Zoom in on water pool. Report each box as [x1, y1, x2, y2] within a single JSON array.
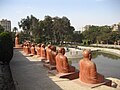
[[68, 51, 120, 79]]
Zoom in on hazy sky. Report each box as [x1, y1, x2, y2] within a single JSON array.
[[0, 0, 120, 31]]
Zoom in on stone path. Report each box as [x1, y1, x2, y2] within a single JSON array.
[[10, 49, 119, 90], [10, 49, 62, 90]]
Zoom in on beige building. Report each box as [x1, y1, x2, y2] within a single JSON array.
[[74, 30, 81, 34], [112, 23, 120, 32], [83, 25, 91, 31], [0, 19, 11, 32]]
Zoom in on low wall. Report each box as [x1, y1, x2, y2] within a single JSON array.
[[77, 46, 120, 57], [65, 48, 82, 58]]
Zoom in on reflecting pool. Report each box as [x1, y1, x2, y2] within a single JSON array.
[[68, 51, 120, 79]]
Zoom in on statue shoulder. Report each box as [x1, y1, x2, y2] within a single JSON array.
[[80, 58, 84, 61], [60, 54, 67, 60], [89, 61, 96, 68], [79, 59, 84, 65], [90, 61, 95, 65]]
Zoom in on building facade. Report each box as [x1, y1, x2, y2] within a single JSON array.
[[74, 30, 81, 34], [0, 19, 11, 32], [83, 25, 91, 31], [112, 23, 120, 32]]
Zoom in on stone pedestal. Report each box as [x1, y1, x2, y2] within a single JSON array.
[[48, 70, 79, 80], [73, 79, 112, 88], [43, 63, 56, 70]]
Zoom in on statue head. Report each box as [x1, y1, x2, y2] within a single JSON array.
[[51, 46, 56, 51], [37, 43, 41, 47], [15, 33, 19, 37], [47, 44, 51, 48], [58, 47, 65, 55], [31, 43, 35, 47], [82, 49, 92, 60], [41, 44, 45, 48]]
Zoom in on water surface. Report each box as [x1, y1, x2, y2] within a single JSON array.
[[68, 51, 120, 79]]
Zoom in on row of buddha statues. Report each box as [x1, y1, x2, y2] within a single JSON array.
[[14, 32, 112, 86], [21, 41, 107, 85]]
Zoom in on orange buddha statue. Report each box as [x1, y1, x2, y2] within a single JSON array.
[[79, 50, 104, 84], [25, 44, 31, 55], [23, 42, 26, 53], [46, 44, 52, 61], [30, 44, 36, 55], [36, 44, 41, 57], [49, 46, 57, 65], [40, 44, 46, 60], [15, 33, 19, 47], [55, 47, 75, 73]]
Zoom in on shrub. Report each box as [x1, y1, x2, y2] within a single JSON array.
[[0, 32, 13, 64]]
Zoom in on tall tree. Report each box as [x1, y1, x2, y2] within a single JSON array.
[[81, 25, 120, 44], [18, 15, 39, 41], [13, 27, 18, 33], [43, 16, 53, 44], [52, 16, 74, 44], [18, 16, 31, 34], [29, 15, 39, 37], [18, 15, 75, 44]]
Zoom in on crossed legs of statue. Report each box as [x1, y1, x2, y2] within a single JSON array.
[[97, 73, 104, 83], [69, 65, 75, 72]]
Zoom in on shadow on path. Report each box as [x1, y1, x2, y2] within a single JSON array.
[[10, 49, 62, 90]]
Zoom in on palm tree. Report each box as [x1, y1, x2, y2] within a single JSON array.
[[13, 27, 18, 33]]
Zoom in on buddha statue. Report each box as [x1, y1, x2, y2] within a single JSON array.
[[40, 44, 46, 60], [30, 44, 36, 55], [49, 46, 57, 65], [15, 33, 19, 47], [46, 44, 52, 61], [55, 47, 75, 73], [36, 44, 41, 57], [23, 42, 26, 53], [25, 44, 31, 55], [79, 50, 104, 84]]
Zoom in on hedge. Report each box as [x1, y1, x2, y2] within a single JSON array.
[[0, 32, 13, 64]]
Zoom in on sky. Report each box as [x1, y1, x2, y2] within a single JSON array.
[[0, 0, 120, 31]]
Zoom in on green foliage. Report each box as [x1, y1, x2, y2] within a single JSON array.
[[52, 16, 75, 44], [0, 32, 13, 64], [18, 15, 76, 45], [18, 31, 31, 43], [13, 27, 18, 32], [72, 33, 83, 43], [35, 38, 42, 43], [82, 25, 120, 44], [82, 40, 90, 46]]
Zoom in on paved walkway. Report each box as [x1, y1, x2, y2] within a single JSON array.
[[92, 44, 120, 49], [10, 49, 62, 90], [10, 49, 118, 90]]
